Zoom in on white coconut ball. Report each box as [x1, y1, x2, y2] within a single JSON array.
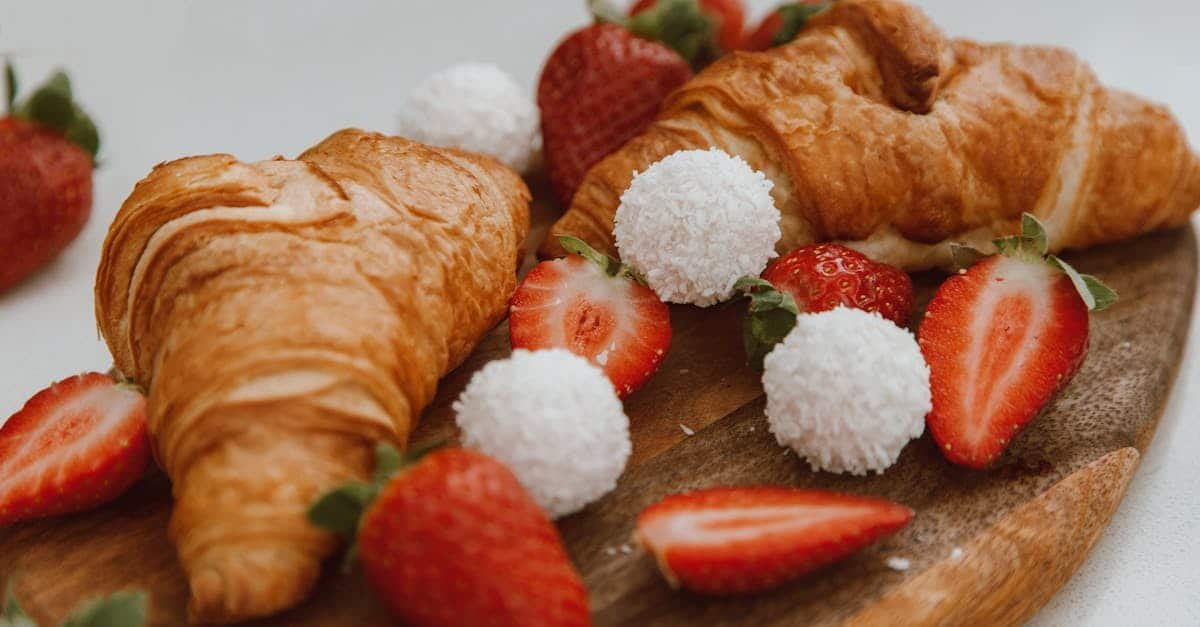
[[398, 62, 541, 173], [763, 307, 931, 475], [613, 148, 781, 307], [453, 349, 631, 518]]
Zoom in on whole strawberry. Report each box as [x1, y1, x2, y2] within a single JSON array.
[[0, 372, 149, 526], [763, 243, 914, 326], [628, 0, 747, 61], [1, 62, 99, 293], [538, 23, 691, 207], [310, 445, 591, 627], [744, 1, 830, 52]]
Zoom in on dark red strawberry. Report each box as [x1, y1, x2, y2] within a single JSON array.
[[635, 486, 913, 595], [744, 1, 830, 52], [629, 0, 747, 59], [538, 23, 692, 207], [310, 445, 590, 627], [510, 236, 671, 398], [1, 62, 99, 293], [762, 243, 914, 326], [919, 214, 1116, 468], [0, 373, 149, 525]]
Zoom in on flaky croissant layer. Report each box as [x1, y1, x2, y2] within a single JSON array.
[[544, 0, 1200, 271], [95, 130, 530, 623]]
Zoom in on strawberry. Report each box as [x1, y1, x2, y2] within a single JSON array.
[[509, 236, 671, 398], [744, 2, 830, 52], [310, 445, 590, 627], [1, 62, 99, 293], [628, 0, 747, 59], [538, 22, 692, 207], [920, 214, 1117, 468], [762, 243, 915, 327], [635, 486, 913, 595], [0, 373, 149, 526]]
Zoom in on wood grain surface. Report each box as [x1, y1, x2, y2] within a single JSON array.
[[1, 188, 1195, 626]]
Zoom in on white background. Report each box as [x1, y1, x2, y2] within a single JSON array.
[[1, 1, 1197, 624]]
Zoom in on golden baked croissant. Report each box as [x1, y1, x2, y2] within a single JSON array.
[[543, 0, 1200, 270], [94, 129, 530, 624]]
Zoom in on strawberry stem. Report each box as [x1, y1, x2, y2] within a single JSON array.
[[4, 59, 16, 115], [772, 3, 832, 47], [557, 235, 647, 285], [5, 62, 101, 162], [988, 213, 1117, 311], [734, 276, 800, 370]]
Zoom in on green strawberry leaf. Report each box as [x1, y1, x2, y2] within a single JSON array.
[[948, 243, 987, 273], [557, 235, 647, 285], [60, 591, 146, 627], [627, 0, 718, 68], [372, 442, 403, 486], [985, 213, 1117, 311], [2, 581, 36, 627], [65, 105, 101, 160], [1047, 255, 1117, 311], [8, 65, 101, 162], [773, 3, 832, 47], [4, 60, 16, 114], [734, 276, 800, 370], [307, 482, 373, 538]]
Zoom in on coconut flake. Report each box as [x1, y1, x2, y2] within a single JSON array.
[[454, 349, 631, 518], [614, 149, 781, 307], [886, 556, 912, 571], [763, 308, 931, 475], [398, 63, 541, 173]]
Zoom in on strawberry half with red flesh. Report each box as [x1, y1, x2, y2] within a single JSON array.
[[744, 2, 831, 52], [635, 486, 914, 595], [0, 372, 149, 525], [510, 236, 672, 398], [920, 214, 1117, 469], [628, 0, 747, 60], [538, 22, 692, 207], [762, 243, 915, 327], [1, 62, 99, 293], [310, 445, 590, 627]]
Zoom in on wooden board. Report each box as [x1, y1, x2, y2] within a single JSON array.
[[1, 188, 1195, 626]]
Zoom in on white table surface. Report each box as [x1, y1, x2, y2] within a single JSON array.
[[1, 1, 1197, 624]]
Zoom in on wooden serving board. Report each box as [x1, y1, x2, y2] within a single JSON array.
[[1, 188, 1195, 626]]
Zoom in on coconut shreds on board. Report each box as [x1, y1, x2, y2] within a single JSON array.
[[397, 63, 541, 173], [763, 308, 931, 476], [613, 149, 781, 307], [679, 423, 695, 436], [950, 547, 965, 561], [886, 557, 912, 571], [453, 349, 631, 519]]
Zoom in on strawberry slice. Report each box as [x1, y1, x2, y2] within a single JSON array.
[[510, 236, 672, 398], [635, 486, 913, 595], [0, 372, 150, 525], [920, 214, 1116, 468]]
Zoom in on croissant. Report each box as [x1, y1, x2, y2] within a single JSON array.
[[543, 0, 1200, 270], [94, 129, 530, 623]]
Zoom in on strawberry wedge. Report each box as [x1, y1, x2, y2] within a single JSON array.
[[920, 214, 1116, 468], [0, 372, 149, 525], [635, 486, 913, 595], [510, 236, 672, 398]]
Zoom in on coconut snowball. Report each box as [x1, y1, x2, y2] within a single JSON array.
[[763, 307, 931, 475], [397, 63, 541, 173], [453, 349, 631, 518], [613, 149, 781, 307]]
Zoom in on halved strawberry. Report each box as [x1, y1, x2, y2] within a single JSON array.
[[635, 486, 913, 595], [510, 236, 671, 398], [920, 215, 1116, 468], [0, 372, 149, 525]]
